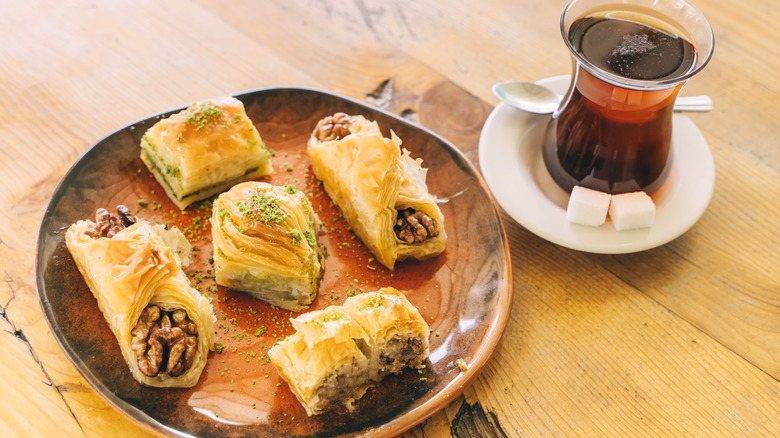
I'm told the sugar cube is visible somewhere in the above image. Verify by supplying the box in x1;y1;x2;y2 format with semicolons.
609;191;656;231
566;186;611;227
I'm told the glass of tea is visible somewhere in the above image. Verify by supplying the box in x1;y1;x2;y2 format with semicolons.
542;0;714;195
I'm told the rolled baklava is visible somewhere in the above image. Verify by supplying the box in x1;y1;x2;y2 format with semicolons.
140;96;272;209
307;113;446;269
269;287;430;416
211;182;324;311
65;206;216;388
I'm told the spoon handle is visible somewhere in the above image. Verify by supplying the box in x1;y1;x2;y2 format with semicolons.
674;95;713;112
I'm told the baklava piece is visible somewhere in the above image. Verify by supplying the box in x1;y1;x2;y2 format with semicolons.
65;206;216;387
140;96;272;209
269;287;430;415
307;113;446;269
211;182;324;311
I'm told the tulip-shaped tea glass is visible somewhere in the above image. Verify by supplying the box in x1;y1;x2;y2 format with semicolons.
542;0;714;195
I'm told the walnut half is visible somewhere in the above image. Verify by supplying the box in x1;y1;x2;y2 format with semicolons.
130;305;199;378
394;208;439;244
85;205;137;238
314;112;353;142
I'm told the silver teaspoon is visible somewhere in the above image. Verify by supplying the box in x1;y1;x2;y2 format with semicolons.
492;80;713;114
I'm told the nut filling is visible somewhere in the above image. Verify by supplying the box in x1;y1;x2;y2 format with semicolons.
314;112;352;142
378;336;425;373
85;205;137;238
394;208;439;244
131;305;199;377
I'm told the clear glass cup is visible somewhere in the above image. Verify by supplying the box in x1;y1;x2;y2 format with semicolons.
542;0;714;195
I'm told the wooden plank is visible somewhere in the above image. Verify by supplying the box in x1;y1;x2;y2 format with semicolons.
0;316;81;438
469;230;780;436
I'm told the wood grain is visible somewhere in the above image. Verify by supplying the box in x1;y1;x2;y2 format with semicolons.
0;0;778;437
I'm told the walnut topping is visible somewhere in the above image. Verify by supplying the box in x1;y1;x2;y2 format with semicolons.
378;336;425;372
314;112;352;142
85;205;136;238
131;305;199;377
394;208;439;244
116;205;137;228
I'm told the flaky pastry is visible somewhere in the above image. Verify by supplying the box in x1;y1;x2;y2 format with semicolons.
65;206;216;387
211;182;324;311
269;287;430;415
140;96;272;209
307;113;446;269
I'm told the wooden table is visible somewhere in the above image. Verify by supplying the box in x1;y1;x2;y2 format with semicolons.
1;0;778;436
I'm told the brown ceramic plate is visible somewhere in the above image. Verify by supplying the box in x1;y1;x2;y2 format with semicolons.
35;88;511;437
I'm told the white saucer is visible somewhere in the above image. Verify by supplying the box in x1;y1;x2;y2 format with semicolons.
478;75;715;254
